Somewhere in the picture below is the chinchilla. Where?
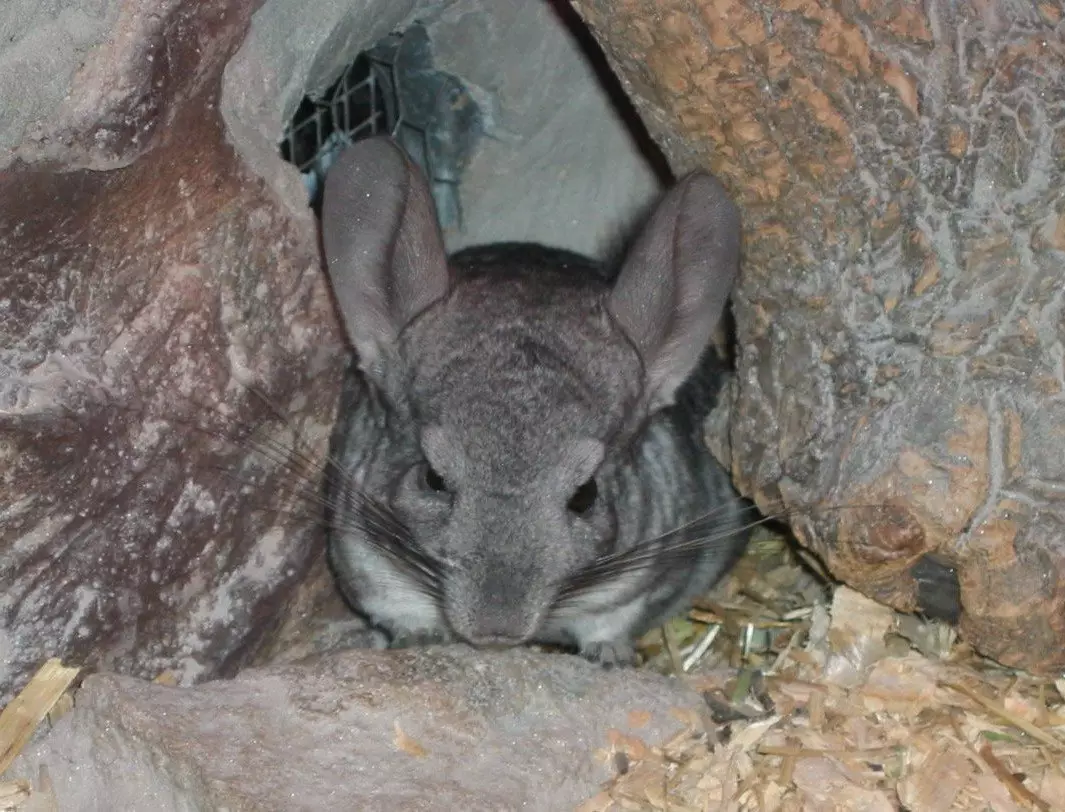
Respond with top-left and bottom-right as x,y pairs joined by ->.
319,135 -> 747,666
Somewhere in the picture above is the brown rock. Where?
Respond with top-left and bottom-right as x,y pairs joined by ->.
0,0 -> 344,700
574,0 -> 1065,671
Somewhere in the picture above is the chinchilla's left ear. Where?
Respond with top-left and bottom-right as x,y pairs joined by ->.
320,136 -> 452,384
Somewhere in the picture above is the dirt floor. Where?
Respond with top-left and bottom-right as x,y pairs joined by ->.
584,526 -> 1065,811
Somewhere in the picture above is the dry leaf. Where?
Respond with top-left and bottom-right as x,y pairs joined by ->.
0,659 -> 81,776
392,720 -> 429,758
627,709 -> 652,729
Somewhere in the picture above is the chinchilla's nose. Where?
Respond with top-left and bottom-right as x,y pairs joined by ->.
445,584 -> 543,648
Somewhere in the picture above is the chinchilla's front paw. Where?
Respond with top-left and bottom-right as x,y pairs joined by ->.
384,625 -> 454,649
578,640 -> 638,669
311,622 -> 390,653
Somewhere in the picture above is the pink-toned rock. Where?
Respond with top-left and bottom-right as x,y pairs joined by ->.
7,647 -> 708,811
0,0 -> 344,700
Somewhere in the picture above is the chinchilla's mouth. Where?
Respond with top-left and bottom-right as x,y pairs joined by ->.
453,630 -> 534,649
465,640 -> 521,651
446,605 -> 545,650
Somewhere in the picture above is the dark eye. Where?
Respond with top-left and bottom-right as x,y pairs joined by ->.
424,463 -> 448,493
567,478 -> 598,514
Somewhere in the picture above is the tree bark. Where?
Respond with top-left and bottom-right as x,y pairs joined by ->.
574,0 -> 1065,672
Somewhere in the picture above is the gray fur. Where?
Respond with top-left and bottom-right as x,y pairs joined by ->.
320,136 -> 747,665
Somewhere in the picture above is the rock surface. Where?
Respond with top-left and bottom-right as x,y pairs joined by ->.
6,647 -> 707,811
222,0 -> 663,260
574,0 -> 1065,671
1,0 -> 145,170
0,0 -> 345,701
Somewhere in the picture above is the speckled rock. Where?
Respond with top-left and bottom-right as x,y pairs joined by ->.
0,0 -> 344,701
574,0 -> 1065,671
6,647 -> 708,811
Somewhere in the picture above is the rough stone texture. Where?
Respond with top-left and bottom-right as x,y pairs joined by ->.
6,647 -> 706,811
221,0 -> 663,259
0,0 -> 345,701
574,0 -> 1065,671
2,0 -> 221,172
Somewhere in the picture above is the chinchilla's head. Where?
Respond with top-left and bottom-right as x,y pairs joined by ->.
321,136 -> 740,647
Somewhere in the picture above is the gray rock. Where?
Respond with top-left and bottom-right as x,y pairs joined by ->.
0,0 -> 343,702
221,0 -> 662,260
0,0 -> 183,171
8,647 -> 707,811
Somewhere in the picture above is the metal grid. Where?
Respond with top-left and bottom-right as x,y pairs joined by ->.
279,51 -> 392,209
279,24 -> 481,229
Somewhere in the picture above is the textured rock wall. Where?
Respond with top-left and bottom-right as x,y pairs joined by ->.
0,0 -> 344,701
222,0 -> 663,260
573,0 -> 1065,671
8,648 -> 706,810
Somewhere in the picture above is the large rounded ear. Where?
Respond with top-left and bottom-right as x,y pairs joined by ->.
607,171 -> 741,412
321,136 -> 450,379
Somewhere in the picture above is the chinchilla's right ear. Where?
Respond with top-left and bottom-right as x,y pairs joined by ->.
606,170 -> 741,414
321,136 -> 451,382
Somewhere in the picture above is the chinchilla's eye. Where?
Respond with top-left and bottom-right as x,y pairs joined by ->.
568,477 -> 598,514
424,463 -> 448,493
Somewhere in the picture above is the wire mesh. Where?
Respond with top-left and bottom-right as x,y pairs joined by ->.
278,24 -> 481,229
